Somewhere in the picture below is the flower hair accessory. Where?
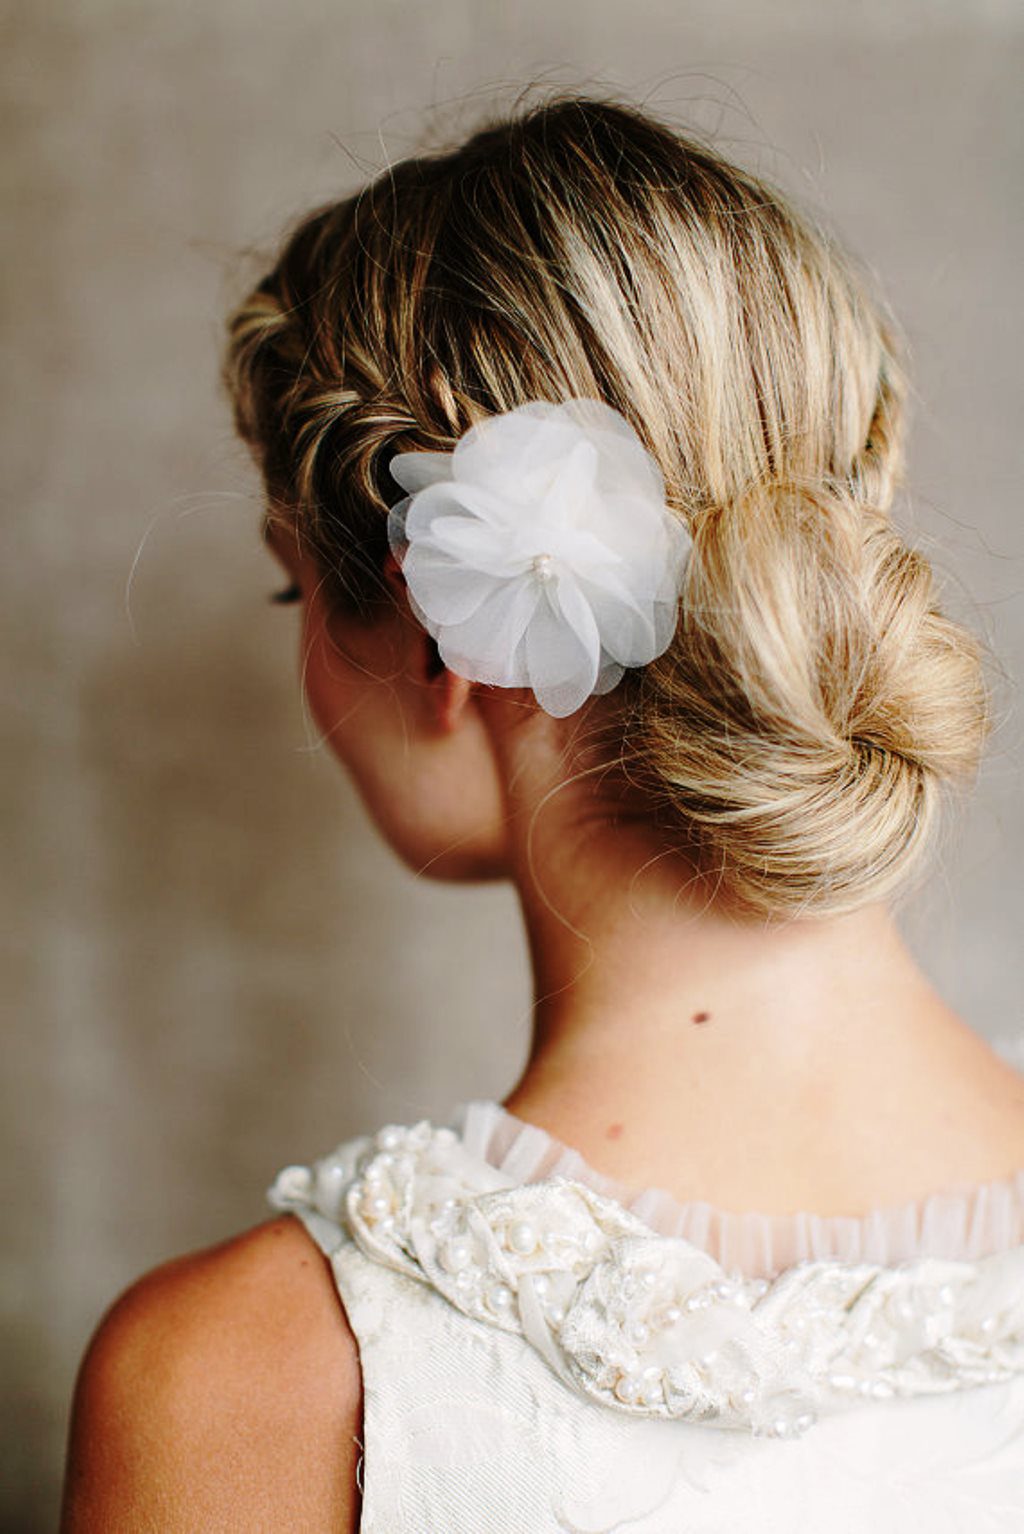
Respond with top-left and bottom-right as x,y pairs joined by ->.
386,399 -> 692,718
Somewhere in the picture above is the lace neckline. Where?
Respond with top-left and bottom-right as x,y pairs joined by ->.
452,1095 -> 1024,1280
269,1103 -> 1024,1438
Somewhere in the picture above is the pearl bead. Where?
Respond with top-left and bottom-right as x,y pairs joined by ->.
547,1304 -> 565,1325
614,1372 -> 642,1404
360,1191 -> 393,1221
486,1282 -> 514,1312
628,1321 -> 650,1347
531,553 -> 555,583
441,1236 -> 474,1273
378,1128 -> 403,1151
663,1304 -> 682,1325
531,1273 -> 550,1296
506,1220 -> 537,1255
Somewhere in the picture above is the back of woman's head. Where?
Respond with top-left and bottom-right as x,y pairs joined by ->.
223,92 -> 993,924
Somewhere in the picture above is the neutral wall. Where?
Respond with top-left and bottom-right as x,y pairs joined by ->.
4,2 -> 1022,1527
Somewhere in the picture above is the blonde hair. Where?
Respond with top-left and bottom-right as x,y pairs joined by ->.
223,92 -> 993,922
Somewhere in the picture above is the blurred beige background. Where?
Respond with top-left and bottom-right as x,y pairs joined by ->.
3,1 -> 1023,1527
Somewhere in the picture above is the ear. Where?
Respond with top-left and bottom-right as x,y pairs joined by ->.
430,666 -> 474,734
382,548 -> 406,599
383,550 -> 476,733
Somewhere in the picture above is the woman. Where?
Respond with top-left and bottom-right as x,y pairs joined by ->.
62,93 -> 1024,1530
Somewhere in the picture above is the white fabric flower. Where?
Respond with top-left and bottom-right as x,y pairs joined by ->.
386,399 -> 692,718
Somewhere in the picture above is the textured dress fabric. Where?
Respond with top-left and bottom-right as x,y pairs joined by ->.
269,1038 -> 1024,1533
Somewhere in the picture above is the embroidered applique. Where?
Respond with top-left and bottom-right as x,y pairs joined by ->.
270,1117 -> 1024,1440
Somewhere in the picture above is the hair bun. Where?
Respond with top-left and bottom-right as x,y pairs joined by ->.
630,480 -> 993,920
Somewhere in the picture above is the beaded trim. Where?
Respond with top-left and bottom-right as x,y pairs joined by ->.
269,1116 -> 1024,1440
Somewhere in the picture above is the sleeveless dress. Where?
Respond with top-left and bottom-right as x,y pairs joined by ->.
270,1082 -> 1024,1532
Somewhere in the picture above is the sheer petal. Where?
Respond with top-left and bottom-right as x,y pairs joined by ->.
551,572 -> 602,662
593,658 -> 626,695
425,514 -> 516,573
402,543 -> 500,626
438,576 -> 541,687
388,451 -> 456,495
581,577 -> 658,665
455,407 -> 583,503
404,480 -> 513,539
525,586 -> 600,718
562,398 -> 667,502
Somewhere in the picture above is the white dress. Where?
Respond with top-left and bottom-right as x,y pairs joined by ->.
270,1092 -> 1024,1533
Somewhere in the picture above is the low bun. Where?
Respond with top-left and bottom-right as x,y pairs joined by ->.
628,481 -> 994,921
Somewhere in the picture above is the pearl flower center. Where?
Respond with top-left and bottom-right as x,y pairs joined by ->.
531,553 -> 555,582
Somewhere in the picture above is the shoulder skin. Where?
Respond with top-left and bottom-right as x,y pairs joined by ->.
60,1215 -> 363,1533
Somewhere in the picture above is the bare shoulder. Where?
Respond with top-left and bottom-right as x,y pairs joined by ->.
61,1214 -> 363,1533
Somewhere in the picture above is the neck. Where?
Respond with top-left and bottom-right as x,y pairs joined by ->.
487,703 -> 1016,1214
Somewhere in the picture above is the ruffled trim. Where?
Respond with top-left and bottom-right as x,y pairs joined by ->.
453,1028 -> 1024,1281
269,1112 -> 1024,1440
457,1099 -> 1024,1281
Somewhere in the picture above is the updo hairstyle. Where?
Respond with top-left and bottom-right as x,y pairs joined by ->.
222,93 -> 993,922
